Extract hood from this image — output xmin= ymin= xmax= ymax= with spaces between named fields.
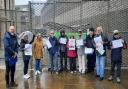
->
xmin=60 ymin=30 xmax=65 ymax=37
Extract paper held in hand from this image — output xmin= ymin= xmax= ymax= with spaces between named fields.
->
xmin=46 ymin=40 xmax=52 ymax=49
xmin=59 ymin=38 xmax=67 ymax=44
xmin=112 ymin=39 xmax=123 ymax=49
xmin=25 ymin=44 xmax=32 ymax=55
xmin=94 ymin=36 xmax=102 ymax=44
xmin=96 ymin=44 xmax=105 ymax=55
xmin=76 ymin=39 xmax=83 ymax=46
xmin=84 ymin=48 xmax=94 ymax=54
xmin=69 ymin=39 xmax=75 ymax=50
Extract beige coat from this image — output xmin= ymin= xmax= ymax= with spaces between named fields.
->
xmin=33 ymin=39 xmax=43 ymax=59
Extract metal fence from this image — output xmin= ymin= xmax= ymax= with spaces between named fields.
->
xmin=0 ymin=8 xmax=30 ymax=48
xmin=29 ymin=0 xmax=128 ymax=67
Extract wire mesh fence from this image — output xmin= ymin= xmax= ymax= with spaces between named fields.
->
xmin=29 ymin=0 xmax=128 ymax=67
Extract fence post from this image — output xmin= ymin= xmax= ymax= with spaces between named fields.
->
xmin=29 ymin=1 xmax=32 ymax=32
xmin=4 ymin=0 xmax=7 ymax=32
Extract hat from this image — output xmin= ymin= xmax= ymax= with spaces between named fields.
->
xmin=113 ymin=30 xmax=119 ymax=34
xmin=89 ymin=28 xmax=94 ymax=32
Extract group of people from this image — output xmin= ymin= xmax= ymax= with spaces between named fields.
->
xmin=3 ymin=26 xmax=127 ymax=89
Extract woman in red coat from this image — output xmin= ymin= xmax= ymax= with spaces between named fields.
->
xmin=67 ymin=33 xmax=77 ymax=74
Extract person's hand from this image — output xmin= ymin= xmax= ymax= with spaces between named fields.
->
xmin=13 ymin=52 xmax=17 ymax=58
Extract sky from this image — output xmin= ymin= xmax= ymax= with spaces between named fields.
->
xmin=15 ymin=0 xmax=47 ymax=5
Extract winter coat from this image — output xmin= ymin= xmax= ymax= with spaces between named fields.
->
xmin=3 ymin=32 xmax=19 ymax=61
xmin=48 ymin=36 xmax=58 ymax=54
xmin=111 ymin=36 xmax=127 ymax=62
xmin=33 ymin=39 xmax=43 ymax=59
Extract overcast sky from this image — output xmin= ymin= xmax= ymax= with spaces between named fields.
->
xmin=15 ymin=0 xmax=47 ymax=5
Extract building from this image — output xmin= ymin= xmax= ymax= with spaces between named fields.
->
xmin=0 ymin=0 xmax=15 ymax=48
xmin=15 ymin=5 xmax=30 ymax=34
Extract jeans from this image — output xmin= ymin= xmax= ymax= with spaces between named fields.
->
xmin=23 ymin=55 xmax=30 ymax=75
xmin=96 ymin=55 xmax=105 ymax=78
xmin=60 ymin=51 xmax=67 ymax=70
xmin=110 ymin=61 xmax=121 ymax=77
xmin=35 ymin=59 xmax=41 ymax=71
xmin=69 ymin=57 xmax=76 ymax=71
xmin=5 ymin=61 xmax=16 ymax=87
xmin=78 ymin=55 xmax=86 ymax=72
xmin=50 ymin=52 xmax=58 ymax=71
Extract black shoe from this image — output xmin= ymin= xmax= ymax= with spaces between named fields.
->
xmin=6 ymin=84 xmax=10 ymax=89
xmin=59 ymin=68 xmax=63 ymax=72
xmin=95 ymin=75 xmax=100 ymax=77
xmin=99 ymin=77 xmax=104 ymax=81
xmin=10 ymin=82 xmax=18 ymax=87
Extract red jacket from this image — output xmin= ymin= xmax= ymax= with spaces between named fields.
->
xmin=66 ymin=41 xmax=77 ymax=58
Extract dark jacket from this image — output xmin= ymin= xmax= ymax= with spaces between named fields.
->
xmin=58 ymin=32 xmax=68 ymax=52
xmin=20 ymin=39 xmax=30 ymax=56
xmin=48 ymin=36 xmax=58 ymax=54
xmin=3 ymin=32 xmax=19 ymax=61
xmin=94 ymin=33 xmax=109 ymax=56
xmin=111 ymin=36 xmax=127 ymax=62
xmin=85 ymin=35 xmax=95 ymax=49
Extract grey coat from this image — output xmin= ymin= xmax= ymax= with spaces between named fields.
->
xmin=77 ymin=37 xmax=85 ymax=55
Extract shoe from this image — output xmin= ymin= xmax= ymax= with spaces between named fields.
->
xmin=108 ymin=76 xmax=113 ymax=81
xmin=82 ymin=70 xmax=85 ymax=74
xmin=99 ymin=77 xmax=104 ymax=81
xmin=73 ymin=71 xmax=77 ymax=73
xmin=56 ymin=72 xmax=59 ymax=74
xmin=95 ymin=75 xmax=100 ymax=77
xmin=70 ymin=71 xmax=73 ymax=74
xmin=10 ymin=82 xmax=18 ymax=87
xmin=35 ymin=71 xmax=38 ymax=76
xmin=24 ymin=74 xmax=30 ymax=79
xmin=6 ymin=84 xmax=10 ymax=89
xmin=116 ymin=77 xmax=121 ymax=83
xmin=37 ymin=71 xmax=41 ymax=74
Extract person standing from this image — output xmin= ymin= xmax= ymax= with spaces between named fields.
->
xmin=108 ymin=30 xmax=127 ymax=83
xmin=33 ymin=33 xmax=43 ymax=76
xmin=94 ymin=26 xmax=109 ymax=81
xmin=3 ymin=26 xmax=19 ymax=89
xmin=48 ymin=31 xmax=59 ymax=74
xmin=59 ymin=30 xmax=68 ymax=72
xmin=77 ymin=30 xmax=86 ymax=74
xmin=67 ymin=33 xmax=77 ymax=74
xmin=20 ymin=35 xmax=31 ymax=79
xmin=85 ymin=28 xmax=96 ymax=73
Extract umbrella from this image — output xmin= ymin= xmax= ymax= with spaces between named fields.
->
xmin=18 ymin=31 xmax=34 ymax=44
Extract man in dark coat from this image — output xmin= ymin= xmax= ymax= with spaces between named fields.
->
xmin=3 ymin=26 xmax=19 ymax=89
xmin=58 ymin=30 xmax=68 ymax=71
xmin=108 ymin=30 xmax=127 ymax=83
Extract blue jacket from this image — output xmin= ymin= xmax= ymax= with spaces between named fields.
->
xmin=3 ymin=32 xmax=19 ymax=61
xmin=48 ymin=36 xmax=58 ymax=54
